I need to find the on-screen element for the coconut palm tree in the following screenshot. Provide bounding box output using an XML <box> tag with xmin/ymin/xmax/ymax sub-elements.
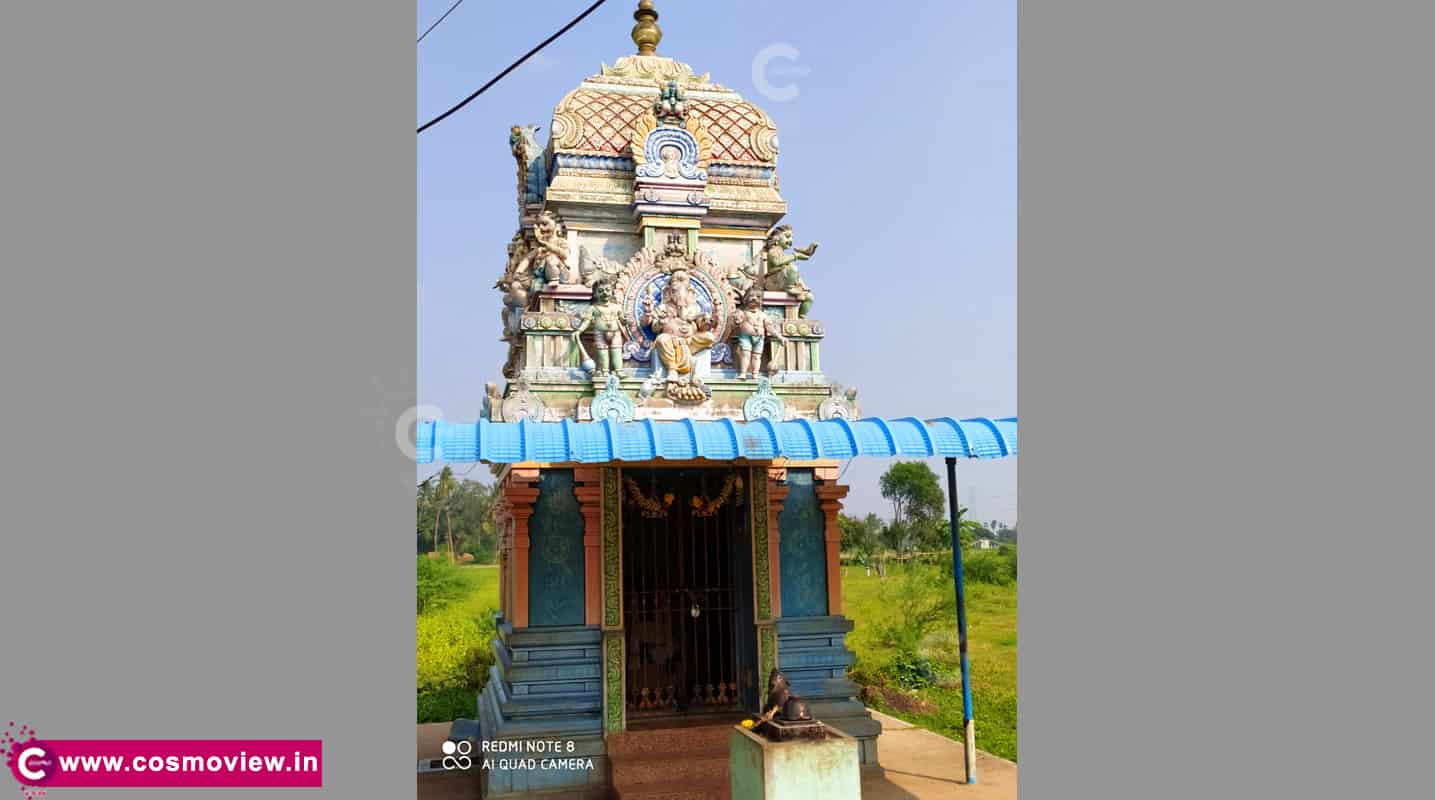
<box><xmin>432</xmin><ymin>466</ymin><xmax>455</xmax><ymax>561</ymax></box>
<box><xmin>416</xmin><ymin>479</ymin><xmax>436</xmax><ymax>553</ymax></box>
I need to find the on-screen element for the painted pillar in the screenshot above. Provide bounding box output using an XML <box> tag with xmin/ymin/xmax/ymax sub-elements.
<box><xmin>527</xmin><ymin>470</ymin><xmax>587</xmax><ymax>627</ymax></box>
<box><xmin>766</xmin><ymin>467</ymin><xmax>789</xmax><ymax>621</ymax></box>
<box><xmin>778</xmin><ymin>469</ymin><xmax>832</xmax><ymax>618</ymax></box>
<box><xmin>502</xmin><ymin>467</ymin><xmax>542</xmax><ymax>629</ymax></box>
<box><xmin>574</xmin><ymin>466</ymin><xmax>604</xmax><ymax>627</ymax></box>
<box><xmin>751</xmin><ymin>465</ymin><xmax>788</xmax><ymax>683</ymax></box>
<box><xmin>600</xmin><ymin>467</ymin><xmax>625</xmax><ymax>735</ymax></box>
<box><xmin>495</xmin><ymin>497</ymin><xmax>513</xmax><ymax>620</ymax></box>
<box><xmin>498</xmin><ymin>548</ymin><xmax>510</xmax><ymax>619</ymax></box>
<box><xmin>813</xmin><ymin>466</ymin><xmax>849</xmax><ymax>617</ymax></box>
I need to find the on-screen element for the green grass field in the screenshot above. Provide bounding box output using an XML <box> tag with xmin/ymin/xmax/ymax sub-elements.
<box><xmin>842</xmin><ymin>565</ymin><xmax>1017</xmax><ymax>762</ymax></box>
<box><xmin>417</xmin><ymin>564</ymin><xmax>500</xmax><ymax>724</ymax></box>
<box><xmin>455</xmin><ymin>563</ymin><xmax>500</xmax><ymax>617</ymax></box>
<box><xmin>418</xmin><ymin>562</ymin><xmax>1017</xmax><ymax>762</ymax></box>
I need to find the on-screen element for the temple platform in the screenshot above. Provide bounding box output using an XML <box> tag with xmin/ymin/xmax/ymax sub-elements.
<box><xmin>416</xmin><ymin>710</ymin><xmax>1017</xmax><ymax>799</ymax></box>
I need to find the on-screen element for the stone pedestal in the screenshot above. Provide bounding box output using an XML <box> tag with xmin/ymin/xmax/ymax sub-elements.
<box><xmin>728</xmin><ymin>724</ymin><xmax>860</xmax><ymax>800</ymax></box>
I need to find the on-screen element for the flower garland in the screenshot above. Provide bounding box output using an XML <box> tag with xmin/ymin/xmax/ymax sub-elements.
<box><xmin>691</xmin><ymin>474</ymin><xmax>744</xmax><ymax>518</ymax></box>
<box><xmin>624</xmin><ymin>477</ymin><xmax>674</xmax><ymax>519</ymax></box>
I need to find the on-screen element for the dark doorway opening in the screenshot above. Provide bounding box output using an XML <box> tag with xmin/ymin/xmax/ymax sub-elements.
<box><xmin>621</xmin><ymin>467</ymin><xmax>757</xmax><ymax>719</ymax></box>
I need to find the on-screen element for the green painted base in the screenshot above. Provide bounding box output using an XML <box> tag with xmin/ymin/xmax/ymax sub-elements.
<box><xmin>728</xmin><ymin>725</ymin><xmax>860</xmax><ymax>800</ymax></box>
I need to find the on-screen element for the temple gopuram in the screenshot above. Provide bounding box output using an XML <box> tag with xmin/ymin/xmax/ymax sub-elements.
<box><xmin>416</xmin><ymin>4</ymin><xmax>1017</xmax><ymax>797</ymax></box>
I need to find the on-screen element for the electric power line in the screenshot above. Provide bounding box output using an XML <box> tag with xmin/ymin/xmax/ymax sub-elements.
<box><xmin>417</xmin><ymin>0</ymin><xmax>466</xmax><ymax>44</ymax></box>
<box><xmin>417</xmin><ymin>0</ymin><xmax>608</xmax><ymax>134</ymax></box>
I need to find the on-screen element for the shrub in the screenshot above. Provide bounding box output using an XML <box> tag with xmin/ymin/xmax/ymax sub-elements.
<box><xmin>416</xmin><ymin>556</ymin><xmax>472</xmax><ymax>614</ymax></box>
<box><xmin>962</xmin><ymin>550</ymin><xmax>1016</xmax><ymax>586</ymax></box>
<box><xmin>470</xmin><ymin>605</ymin><xmax>499</xmax><ymax>679</ymax></box>
<box><xmin>874</xmin><ymin>564</ymin><xmax>955</xmax><ymax>652</ymax></box>
<box><xmin>418</xmin><ymin>687</ymin><xmax>478</xmax><ymax>724</ymax></box>
<box><xmin>416</xmin><ymin>609</ymin><xmax>490</xmax><ymax>692</ymax></box>
<box><xmin>885</xmin><ymin>649</ymin><xmax>939</xmax><ymax>690</ymax></box>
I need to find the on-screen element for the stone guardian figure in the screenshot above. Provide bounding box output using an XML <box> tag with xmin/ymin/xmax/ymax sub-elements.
<box><xmin>530</xmin><ymin>211</ymin><xmax>576</xmax><ymax>287</ymax></box>
<box><xmin>571</xmin><ymin>280</ymin><xmax>625</xmax><ymax>377</ymax></box>
<box><xmin>763</xmin><ymin>224</ymin><xmax>819</xmax><ymax>318</ymax></box>
<box><xmin>730</xmin><ymin>289</ymin><xmax>783</xmax><ymax>380</ymax></box>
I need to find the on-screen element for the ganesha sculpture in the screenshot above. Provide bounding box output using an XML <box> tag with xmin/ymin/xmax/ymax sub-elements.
<box><xmin>642</xmin><ymin>265</ymin><xmax>717</xmax><ymax>402</ymax></box>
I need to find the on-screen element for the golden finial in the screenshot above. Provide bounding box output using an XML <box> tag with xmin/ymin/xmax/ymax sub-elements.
<box><xmin>632</xmin><ymin>1</ymin><xmax>661</xmax><ymax>55</ymax></box>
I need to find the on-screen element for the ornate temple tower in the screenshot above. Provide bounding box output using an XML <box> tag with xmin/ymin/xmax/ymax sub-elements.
<box><xmin>479</xmin><ymin>4</ymin><xmax>879</xmax><ymax>796</ymax></box>
<box><xmin>491</xmin><ymin>1</ymin><xmax>857</xmax><ymax>425</ymax></box>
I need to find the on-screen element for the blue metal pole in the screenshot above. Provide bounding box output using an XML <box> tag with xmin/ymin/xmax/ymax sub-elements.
<box><xmin>946</xmin><ymin>456</ymin><xmax>976</xmax><ymax>784</ymax></box>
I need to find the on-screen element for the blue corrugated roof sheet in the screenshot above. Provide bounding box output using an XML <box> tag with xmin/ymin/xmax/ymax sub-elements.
<box><xmin>414</xmin><ymin>417</ymin><xmax>1017</xmax><ymax>464</ymax></box>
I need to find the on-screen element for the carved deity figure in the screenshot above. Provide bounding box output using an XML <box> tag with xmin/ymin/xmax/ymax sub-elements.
<box><xmin>530</xmin><ymin>211</ymin><xmax>577</xmax><ymax>287</ymax></box>
<box><xmin>658</xmin><ymin>144</ymin><xmax>683</xmax><ymax>179</ymax></box>
<box><xmin>509</xmin><ymin>125</ymin><xmax>528</xmax><ymax>198</ymax></box>
<box><xmin>764</xmin><ymin>670</ymin><xmax>812</xmax><ymax>724</ymax></box>
<box><xmin>508</xmin><ymin>124</ymin><xmax>544</xmax><ymax>207</ymax></box>
<box><xmin>763</xmin><ymin>224</ymin><xmax>820</xmax><ymax>318</ymax></box>
<box><xmin>655</xmin><ymin>80</ymin><xmax>687</xmax><ymax>126</ymax></box>
<box><xmin>508</xmin><ymin>125</ymin><xmax>526</xmax><ymax>159</ymax></box>
<box><xmin>495</xmin><ymin>232</ymin><xmax>533</xmax><ymax>377</ymax></box>
<box><xmin>725</xmin><ymin>256</ymin><xmax>761</xmax><ymax>298</ymax></box>
<box><xmin>496</xmin><ymin>232</ymin><xmax>531</xmax><ymax>337</ymax></box>
<box><xmin>730</xmin><ymin>289</ymin><xmax>782</xmax><ymax>380</ymax></box>
<box><xmin>642</xmin><ymin>262</ymin><xmax>718</xmax><ymax>402</ymax></box>
<box><xmin>571</xmin><ymin>280</ymin><xmax>625</xmax><ymax>377</ymax></box>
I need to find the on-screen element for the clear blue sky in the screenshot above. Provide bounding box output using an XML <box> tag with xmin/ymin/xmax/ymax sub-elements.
<box><xmin>417</xmin><ymin>0</ymin><xmax>1015</xmax><ymax>525</ymax></box>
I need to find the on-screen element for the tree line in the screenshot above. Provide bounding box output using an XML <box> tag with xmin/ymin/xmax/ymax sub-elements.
<box><xmin>839</xmin><ymin>461</ymin><xmax>1016</xmax><ymax>576</ymax></box>
<box><xmin>417</xmin><ymin>466</ymin><xmax>501</xmax><ymax>563</ymax></box>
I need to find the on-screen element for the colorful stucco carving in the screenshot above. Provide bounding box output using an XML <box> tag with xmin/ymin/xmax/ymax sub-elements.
<box><xmin>483</xmin><ymin>0</ymin><xmax>856</xmax><ymax>425</ymax></box>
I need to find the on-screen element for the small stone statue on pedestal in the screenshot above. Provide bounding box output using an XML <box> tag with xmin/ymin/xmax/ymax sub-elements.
<box><xmin>531</xmin><ymin>211</ymin><xmax>577</xmax><ymax>286</ymax></box>
<box><xmin>755</xmin><ymin>669</ymin><xmax>824</xmax><ymax>741</ymax></box>
<box><xmin>571</xmin><ymin>280</ymin><xmax>625</xmax><ymax>376</ymax></box>
<box><xmin>763</xmin><ymin>224</ymin><xmax>819</xmax><ymax>318</ymax></box>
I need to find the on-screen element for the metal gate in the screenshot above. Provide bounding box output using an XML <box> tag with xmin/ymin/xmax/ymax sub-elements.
<box><xmin>621</xmin><ymin>467</ymin><xmax>757</xmax><ymax>718</ymax></box>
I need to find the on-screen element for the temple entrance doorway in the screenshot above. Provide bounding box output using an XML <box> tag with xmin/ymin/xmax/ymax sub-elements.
<box><xmin>621</xmin><ymin>466</ymin><xmax>758</xmax><ymax>720</ymax></box>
